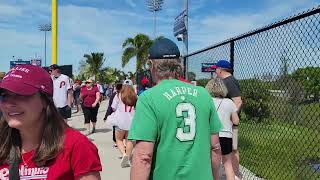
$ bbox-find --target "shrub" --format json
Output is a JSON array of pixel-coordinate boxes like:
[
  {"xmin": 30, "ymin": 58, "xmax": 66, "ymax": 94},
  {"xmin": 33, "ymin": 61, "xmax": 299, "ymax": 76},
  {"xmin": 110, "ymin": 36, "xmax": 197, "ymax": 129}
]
[{"xmin": 240, "ymin": 79, "xmax": 271, "ymax": 122}]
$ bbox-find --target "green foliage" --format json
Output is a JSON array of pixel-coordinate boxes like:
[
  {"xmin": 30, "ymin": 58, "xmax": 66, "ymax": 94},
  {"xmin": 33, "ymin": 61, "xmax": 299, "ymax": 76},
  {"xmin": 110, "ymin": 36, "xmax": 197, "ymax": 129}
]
[
  {"xmin": 196, "ymin": 78, "xmax": 210, "ymax": 87},
  {"xmin": 82, "ymin": 52, "xmax": 106, "ymax": 82},
  {"xmin": 239, "ymin": 121, "xmax": 320, "ymax": 179},
  {"xmin": 122, "ymin": 34, "xmax": 157, "ymax": 72},
  {"xmin": 240, "ymin": 79, "xmax": 271, "ymax": 122},
  {"xmin": 292, "ymin": 67, "xmax": 320, "ymax": 101}
]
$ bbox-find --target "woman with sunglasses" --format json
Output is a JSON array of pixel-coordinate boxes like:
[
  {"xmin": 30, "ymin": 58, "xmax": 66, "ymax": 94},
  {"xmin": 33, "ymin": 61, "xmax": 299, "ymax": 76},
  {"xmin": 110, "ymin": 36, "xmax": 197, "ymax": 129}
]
[
  {"xmin": 80, "ymin": 79, "xmax": 100, "ymax": 135},
  {"xmin": 0, "ymin": 65, "xmax": 102, "ymax": 180}
]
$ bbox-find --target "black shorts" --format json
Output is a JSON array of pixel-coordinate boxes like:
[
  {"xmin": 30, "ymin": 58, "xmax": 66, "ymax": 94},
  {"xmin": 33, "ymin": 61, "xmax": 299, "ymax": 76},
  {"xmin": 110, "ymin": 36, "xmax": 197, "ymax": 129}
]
[
  {"xmin": 219, "ymin": 137, "xmax": 232, "ymax": 155},
  {"xmin": 82, "ymin": 105, "xmax": 99, "ymax": 124},
  {"xmin": 58, "ymin": 105, "xmax": 71, "ymax": 119}
]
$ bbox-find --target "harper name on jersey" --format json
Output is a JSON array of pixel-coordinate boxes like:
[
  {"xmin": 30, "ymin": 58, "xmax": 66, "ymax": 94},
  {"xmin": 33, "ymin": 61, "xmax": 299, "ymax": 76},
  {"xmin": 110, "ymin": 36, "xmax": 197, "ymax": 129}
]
[{"xmin": 162, "ymin": 86, "xmax": 198, "ymax": 101}]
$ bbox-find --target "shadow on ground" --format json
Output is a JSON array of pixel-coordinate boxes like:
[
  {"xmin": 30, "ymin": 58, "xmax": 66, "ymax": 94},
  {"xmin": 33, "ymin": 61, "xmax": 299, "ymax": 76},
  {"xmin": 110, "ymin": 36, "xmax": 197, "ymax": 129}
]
[{"xmin": 95, "ymin": 128, "xmax": 112, "ymax": 133}]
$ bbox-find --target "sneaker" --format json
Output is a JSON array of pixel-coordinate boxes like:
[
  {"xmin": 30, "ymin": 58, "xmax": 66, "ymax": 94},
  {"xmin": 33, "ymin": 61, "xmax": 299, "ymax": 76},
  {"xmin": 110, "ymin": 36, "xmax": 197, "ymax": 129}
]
[
  {"xmin": 121, "ymin": 155, "xmax": 130, "ymax": 168},
  {"xmin": 91, "ymin": 127, "xmax": 96, "ymax": 134}
]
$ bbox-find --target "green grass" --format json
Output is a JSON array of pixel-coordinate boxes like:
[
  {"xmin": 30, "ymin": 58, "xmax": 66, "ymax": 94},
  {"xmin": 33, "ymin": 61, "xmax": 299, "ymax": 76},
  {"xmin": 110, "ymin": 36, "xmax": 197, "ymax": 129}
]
[{"xmin": 239, "ymin": 121, "xmax": 320, "ymax": 179}]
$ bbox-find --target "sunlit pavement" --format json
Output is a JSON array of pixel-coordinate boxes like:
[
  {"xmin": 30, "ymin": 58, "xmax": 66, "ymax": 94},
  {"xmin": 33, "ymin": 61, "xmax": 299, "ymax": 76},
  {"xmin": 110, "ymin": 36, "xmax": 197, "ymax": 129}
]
[{"xmin": 68, "ymin": 100, "xmax": 130, "ymax": 180}]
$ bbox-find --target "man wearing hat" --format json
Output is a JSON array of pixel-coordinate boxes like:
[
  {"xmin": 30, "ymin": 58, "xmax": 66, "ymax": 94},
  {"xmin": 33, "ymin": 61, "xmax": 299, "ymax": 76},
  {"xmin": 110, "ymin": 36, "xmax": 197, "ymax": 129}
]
[
  {"xmin": 213, "ymin": 60, "xmax": 242, "ymax": 178},
  {"xmin": 129, "ymin": 38, "xmax": 222, "ymax": 180},
  {"xmin": 49, "ymin": 64, "xmax": 73, "ymax": 120}
]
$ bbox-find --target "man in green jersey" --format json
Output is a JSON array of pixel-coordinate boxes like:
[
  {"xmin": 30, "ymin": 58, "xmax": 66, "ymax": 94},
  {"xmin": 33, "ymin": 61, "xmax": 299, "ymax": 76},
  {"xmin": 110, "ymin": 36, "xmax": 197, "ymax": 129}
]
[{"xmin": 129, "ymin": 38, "xmax": 222, "ymax": 180}]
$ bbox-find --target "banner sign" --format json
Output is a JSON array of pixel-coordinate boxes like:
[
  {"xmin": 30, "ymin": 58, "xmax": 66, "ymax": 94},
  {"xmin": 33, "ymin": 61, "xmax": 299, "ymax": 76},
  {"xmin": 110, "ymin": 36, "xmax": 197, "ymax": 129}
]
[
  {"xmin": 173, "ymin": 10, "xmax": 187, "ymax": 37},
  {"xmin": 10, "ymin": 61, "xmax": 30, "ymax": 69},
  {"xmin": 201, "ymin": 63, "xmax": 216, "ymax": 72}
]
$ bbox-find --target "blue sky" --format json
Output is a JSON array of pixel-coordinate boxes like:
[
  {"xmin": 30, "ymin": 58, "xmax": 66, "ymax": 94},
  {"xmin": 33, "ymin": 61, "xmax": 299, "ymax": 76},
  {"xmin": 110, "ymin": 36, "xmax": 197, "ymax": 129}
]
[{"xmin": 0, "ymin": 0, "xmax": 319, "ymax": 73}]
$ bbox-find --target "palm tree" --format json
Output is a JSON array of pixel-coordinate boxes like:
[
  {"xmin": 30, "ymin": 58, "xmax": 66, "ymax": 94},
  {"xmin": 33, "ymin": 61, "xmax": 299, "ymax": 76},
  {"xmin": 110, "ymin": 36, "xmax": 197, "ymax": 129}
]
[
  {"xmin": 83, "ymin": 53, "xmax": 105, "ymax": 81},
  {"xmin": 122, "ymin": 33, "xmax": 161, "ymax": 72}
]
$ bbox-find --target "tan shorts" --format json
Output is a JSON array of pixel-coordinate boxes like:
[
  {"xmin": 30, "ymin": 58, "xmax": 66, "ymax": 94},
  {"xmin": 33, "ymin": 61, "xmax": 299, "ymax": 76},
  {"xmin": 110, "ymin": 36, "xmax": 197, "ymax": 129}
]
[{"xmin": 232, "ymin": 126, "xmax": 239, "ymax": 150}]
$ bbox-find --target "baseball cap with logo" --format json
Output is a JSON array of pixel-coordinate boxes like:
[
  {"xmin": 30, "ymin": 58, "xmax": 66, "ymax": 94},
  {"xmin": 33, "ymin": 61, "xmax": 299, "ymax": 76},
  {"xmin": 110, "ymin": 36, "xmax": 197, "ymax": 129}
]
[
  {"xmin": 211, "ymin": 60, "xmax": 232, "ymax": 70},
  {"xmin": 149, "ymin": 38, "xmax": 180, "ymax": 60},
  {"xmin": 0, "ymin": 65, "xmax": 53, "ymax": 96}
]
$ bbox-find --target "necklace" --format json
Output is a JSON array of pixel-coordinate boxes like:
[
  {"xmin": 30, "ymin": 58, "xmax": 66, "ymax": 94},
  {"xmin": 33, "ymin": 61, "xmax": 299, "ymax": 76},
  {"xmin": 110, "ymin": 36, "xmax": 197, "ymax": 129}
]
[{"xmin": 21, "ymin": 154, "xmax": 33, "ymax": 168}]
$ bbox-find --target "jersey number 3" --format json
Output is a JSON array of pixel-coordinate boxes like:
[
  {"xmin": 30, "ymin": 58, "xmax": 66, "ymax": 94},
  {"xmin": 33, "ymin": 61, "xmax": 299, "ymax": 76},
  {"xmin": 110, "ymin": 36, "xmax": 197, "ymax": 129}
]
[{"xmin": 176, "ymin": 103, "xmax": 196, "ymax": 141}]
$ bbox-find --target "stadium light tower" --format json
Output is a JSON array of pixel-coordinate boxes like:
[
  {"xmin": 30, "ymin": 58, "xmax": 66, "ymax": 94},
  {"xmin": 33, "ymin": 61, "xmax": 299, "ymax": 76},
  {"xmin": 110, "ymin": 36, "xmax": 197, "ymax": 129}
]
[
  {"xmin": 39, "ymin": 24, "xmax": 51, "ymax": 67},
  {"xmin": 146, "ymin": 0, "xmax": 164, "ymax": 38}
]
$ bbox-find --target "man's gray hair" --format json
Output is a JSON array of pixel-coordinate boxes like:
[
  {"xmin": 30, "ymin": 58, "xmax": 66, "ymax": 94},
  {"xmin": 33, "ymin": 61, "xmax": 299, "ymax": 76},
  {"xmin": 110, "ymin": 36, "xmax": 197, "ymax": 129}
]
[
  {"xmin": 152, "ymin": 58, "xmax": 183, "ymax": 80},
  {"xmin": 205, "ymin": 78, "xmax": 228, "ymax": 98}
]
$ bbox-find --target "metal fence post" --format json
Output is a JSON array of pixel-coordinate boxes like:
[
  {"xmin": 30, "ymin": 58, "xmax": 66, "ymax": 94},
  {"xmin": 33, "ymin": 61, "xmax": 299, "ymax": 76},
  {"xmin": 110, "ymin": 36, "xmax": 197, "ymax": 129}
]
[{"xmin": 230, "ymin": 41, "xmax": 235, "ymax": 74}]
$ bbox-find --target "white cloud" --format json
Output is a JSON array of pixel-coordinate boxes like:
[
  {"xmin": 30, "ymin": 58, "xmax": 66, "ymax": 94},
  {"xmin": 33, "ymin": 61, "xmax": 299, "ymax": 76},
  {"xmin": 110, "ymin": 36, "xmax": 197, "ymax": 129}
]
[{"xmin": 0, "ymin": 4, "xmax": 23, "ymax": 17}]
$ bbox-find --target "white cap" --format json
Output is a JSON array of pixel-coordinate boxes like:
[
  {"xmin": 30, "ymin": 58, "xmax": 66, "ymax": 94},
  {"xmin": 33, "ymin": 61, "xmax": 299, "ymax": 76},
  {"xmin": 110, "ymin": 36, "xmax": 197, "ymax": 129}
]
[{"xmin": 123, "ymin": 79, "xmax": 133, "ymax": 86}]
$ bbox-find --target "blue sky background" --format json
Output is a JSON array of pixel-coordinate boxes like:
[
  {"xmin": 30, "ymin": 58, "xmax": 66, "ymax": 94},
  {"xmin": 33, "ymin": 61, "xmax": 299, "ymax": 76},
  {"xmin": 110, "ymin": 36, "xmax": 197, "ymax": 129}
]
[{"xmin": 0, "ymin": 0, "xmax": 319, "ymax": 74}]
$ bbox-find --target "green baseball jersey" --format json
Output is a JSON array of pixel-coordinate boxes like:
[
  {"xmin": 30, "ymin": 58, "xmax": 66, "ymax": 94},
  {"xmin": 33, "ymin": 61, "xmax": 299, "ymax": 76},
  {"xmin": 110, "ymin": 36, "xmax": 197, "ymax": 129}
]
[{"xmin": 129, "ymin": 79, "xmax": 222, "ymax": 180}]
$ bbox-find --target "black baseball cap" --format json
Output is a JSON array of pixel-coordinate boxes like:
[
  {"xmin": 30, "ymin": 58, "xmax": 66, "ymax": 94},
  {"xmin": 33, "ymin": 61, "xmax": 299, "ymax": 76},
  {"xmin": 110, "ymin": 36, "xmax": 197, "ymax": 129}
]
[
  {"xmin": 149, "ymin": 38, "xmax": 180, "ymax": 60},
  {"xmin": 49, "ymin": 64, "xmax": 59, "ymax": 70}
]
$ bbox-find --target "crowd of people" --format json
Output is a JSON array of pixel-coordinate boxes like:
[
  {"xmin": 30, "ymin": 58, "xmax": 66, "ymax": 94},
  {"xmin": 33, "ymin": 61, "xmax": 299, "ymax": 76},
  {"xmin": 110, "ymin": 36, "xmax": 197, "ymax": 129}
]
[{"xmin": 0, "ymin": 38, "xmax": 242, "ymax": 180}]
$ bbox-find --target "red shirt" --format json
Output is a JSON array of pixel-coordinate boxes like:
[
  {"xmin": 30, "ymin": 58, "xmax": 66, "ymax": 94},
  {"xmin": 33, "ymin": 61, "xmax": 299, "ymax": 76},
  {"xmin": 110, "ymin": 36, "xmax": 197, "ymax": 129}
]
[
  {"xmin": 80, "ymin": 86, "xmax": 100, "ymax": 107},
  {"xmin": 0, "ymin": 128, "xmax": 102, "ymax": 180},
  {"xmin": 178, "ymin": 77, "xmax": 192, "ymax": 84}
]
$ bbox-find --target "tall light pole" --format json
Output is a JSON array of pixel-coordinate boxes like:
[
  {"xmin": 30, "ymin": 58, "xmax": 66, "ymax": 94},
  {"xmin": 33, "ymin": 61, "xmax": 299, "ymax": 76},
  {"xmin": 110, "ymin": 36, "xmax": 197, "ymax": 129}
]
[
  {"xmin": 146, "ymin": 0, "xmax": 164, "ymax": 38},
  {"xmin": 39, "ymin": 24, "xmax": 51, "ymax": 67},
  {"xmin": 184, "ymin": 0, "xmax": 189, "ymax": 80},
  {"xmin": 52, "ymin": 0, "xmax": 58, "ymax": 65}
]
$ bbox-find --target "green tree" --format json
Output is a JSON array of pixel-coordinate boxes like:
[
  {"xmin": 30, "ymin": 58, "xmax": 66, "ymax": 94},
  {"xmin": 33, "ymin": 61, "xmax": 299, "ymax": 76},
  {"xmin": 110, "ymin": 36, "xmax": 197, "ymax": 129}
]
[
  {"xmin": 122, "ymin": 33, "xmax": 162, "ymax": 72},
  {"xmin": 197, "ymin": 78, "xmax": 210, "ymax": 87},
  {"xmin": 83, "ymin": 53, "xmax": 106, "ymax": 81},
  {"xmin": 240, "ymin": 79, "xmax": 271, "ymax": 122},
  {"xmin": 292, "ymin": 67, "xmax": 320, "ymax": 101}
]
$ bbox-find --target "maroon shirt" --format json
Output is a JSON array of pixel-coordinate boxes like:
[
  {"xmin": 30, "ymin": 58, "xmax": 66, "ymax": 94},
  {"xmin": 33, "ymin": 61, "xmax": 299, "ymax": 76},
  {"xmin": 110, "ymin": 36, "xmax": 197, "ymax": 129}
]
[{"xmin": 80, "ymin": 86, "xmax": 99, "ymax": 107}]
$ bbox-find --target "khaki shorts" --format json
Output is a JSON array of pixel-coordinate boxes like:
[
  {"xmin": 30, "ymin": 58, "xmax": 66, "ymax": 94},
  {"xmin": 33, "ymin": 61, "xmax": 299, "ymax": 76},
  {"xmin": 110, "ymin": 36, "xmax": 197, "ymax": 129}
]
[{"xmin": 232, "ymin": 126, "xmax": 239, "ymax": 150}]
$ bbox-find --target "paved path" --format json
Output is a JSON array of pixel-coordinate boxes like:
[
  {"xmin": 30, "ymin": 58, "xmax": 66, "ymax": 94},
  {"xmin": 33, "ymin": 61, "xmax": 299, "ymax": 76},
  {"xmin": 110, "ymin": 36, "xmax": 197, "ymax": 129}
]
[{"xmin": 68, "ymin": 100, "xmax": 130, "ymax": 180}]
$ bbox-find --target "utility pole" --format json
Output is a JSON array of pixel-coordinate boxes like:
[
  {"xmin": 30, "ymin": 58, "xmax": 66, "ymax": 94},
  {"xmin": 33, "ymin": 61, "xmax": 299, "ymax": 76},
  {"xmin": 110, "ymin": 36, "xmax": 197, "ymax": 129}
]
[
  {"xmin": 184, "ymin": 0, "xmax": 189, "ymax": 80},
  {"xmin": 52, "ymin": 0, "xmax": 58, "ymax": 65}
]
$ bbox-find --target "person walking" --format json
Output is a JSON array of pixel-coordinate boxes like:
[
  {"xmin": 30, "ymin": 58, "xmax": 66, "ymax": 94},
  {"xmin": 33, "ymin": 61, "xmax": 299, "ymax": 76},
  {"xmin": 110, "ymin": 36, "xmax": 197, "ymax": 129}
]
[
  {"xmin": 213, "ymin": 60, "xmax": 242, "ymax": 178},
  {"xmin": 73, "ymin": 79, "xmax": 82, "ymax": 113},
  {"xmin": 103, "ymin": 82, "xmax": 123, "ymax": 146},
  {"xmin": 0, "ymin": 65, "xmax": 102, "ymax": 179},
  {"xmin": 49, "ymin": 64, "xmax": 73, "ymax": 120},
  {"xmin": 108, "ymin": 81, "xmax": 137, "ymax": 168},
  {"xmin": 128, "ymin": 38, "xmax": 222, "ymax": 180},
  {"xmin": 137, "ymin": 77, "xmax": 150, "ymax": 96},
  {"xmin": 206, "ymin": 78, "xmax": 240, "ymax": 180},
  {"xmin": 80, "ymin": 79, "xmax": 100, "ymax": 135}
]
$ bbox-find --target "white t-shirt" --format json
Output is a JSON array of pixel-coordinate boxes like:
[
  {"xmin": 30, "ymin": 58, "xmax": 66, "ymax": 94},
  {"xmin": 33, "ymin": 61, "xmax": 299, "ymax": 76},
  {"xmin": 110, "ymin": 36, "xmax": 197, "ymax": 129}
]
[
  {"xmin": 108, "ymin": 94, "xmax": 135, "ymax": 130},
  {"xmin": 213, "ymin": 98, "xmax": 237, "ymax": 138},
  {"xmin": 52, "ymin": 74, "xmax": 71, "ymax": 108}
]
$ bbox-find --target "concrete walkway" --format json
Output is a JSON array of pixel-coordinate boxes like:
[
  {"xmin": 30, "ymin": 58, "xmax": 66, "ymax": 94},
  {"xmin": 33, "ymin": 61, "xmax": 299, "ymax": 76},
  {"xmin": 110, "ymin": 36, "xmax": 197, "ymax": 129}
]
[{"xmin": 68, "ymin": 100, "xmax": 130, "ymax": 180}]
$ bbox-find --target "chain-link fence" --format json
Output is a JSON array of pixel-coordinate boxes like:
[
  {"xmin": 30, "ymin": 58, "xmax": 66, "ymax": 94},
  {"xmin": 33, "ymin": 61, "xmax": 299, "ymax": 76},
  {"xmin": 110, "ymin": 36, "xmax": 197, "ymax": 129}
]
[{"xmin": 185, "ymin": 6, "xmax": 320, "ymax": 180}]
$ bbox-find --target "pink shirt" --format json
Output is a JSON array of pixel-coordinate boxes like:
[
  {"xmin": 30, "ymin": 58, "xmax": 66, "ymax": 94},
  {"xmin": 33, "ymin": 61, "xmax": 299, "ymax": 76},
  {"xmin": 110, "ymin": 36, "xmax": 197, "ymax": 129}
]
[{"xmin": 0, "ymin": 128, "xmax": 102, "ymax": 180}]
